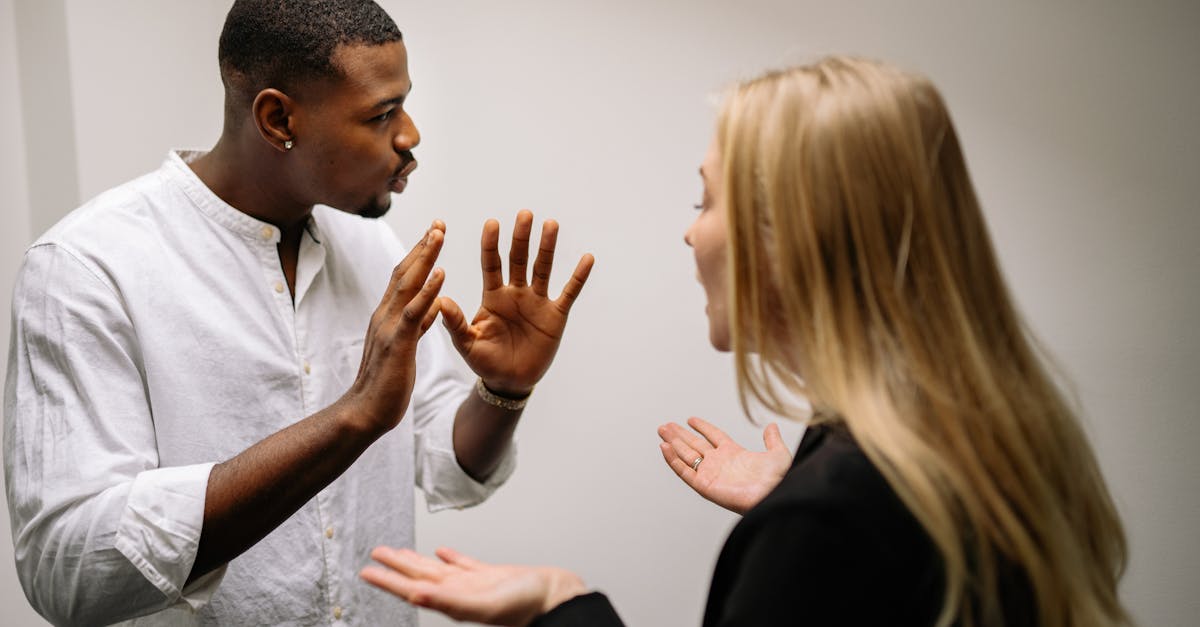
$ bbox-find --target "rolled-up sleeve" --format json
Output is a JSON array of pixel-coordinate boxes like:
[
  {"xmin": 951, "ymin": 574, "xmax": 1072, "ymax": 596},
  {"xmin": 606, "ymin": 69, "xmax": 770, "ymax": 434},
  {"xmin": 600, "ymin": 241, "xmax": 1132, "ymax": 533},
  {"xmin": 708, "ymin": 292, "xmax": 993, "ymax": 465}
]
[
  {"xmin": 409, "ymin": 326, "xmax": 517, "ymax": 511},
  {"xmin": 3, "ymin": 244, "xmax": 222, "ymax": 625},
  {"xmin": 372, "ymin": 221, "xmax": 518, "ymax": 511}
]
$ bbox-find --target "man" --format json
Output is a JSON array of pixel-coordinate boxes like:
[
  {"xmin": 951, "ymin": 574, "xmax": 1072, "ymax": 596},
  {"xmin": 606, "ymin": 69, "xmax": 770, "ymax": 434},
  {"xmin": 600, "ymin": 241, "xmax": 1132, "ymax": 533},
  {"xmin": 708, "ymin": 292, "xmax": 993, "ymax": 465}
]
[{"xmin": 3, "ymin": 0, "xmax": 593, "ymax": 624}]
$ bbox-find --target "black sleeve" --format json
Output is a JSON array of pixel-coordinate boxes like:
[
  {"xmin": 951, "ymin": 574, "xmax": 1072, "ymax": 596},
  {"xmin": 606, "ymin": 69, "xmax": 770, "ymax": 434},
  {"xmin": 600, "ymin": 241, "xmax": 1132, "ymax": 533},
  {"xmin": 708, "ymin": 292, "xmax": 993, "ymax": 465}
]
[
  {"xmin": 530, "ymin": 591, "xmax": 626, "ymax": 627},
  {"xmin": 713, "ymin": 508, "xmax": 891, "ymax": 626}
]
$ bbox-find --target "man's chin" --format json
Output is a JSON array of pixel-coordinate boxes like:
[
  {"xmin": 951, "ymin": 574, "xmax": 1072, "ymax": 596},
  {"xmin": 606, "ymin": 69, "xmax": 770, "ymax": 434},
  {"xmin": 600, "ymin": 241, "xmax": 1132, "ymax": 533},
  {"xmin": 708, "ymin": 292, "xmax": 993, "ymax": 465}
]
[
  {"xmin": 352, "ymin": 195, "xmax": 393, "ymax": 220},
  {"xmin": 358, "ymin": 204, "xmax": 391, "ymax": 219}
]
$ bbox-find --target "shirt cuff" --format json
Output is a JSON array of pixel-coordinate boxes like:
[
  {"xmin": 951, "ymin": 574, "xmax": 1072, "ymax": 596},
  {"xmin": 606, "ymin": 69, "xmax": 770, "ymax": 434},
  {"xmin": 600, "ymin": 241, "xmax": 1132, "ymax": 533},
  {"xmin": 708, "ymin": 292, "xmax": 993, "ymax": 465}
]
[
  {"xmin": 113, "ymin": 462, "xmax": 222, "ymax": 606},
  {"xmin": 530, "ymin": 591, "xmax": 625, "ymax": 627},
  {"xmin": 419, "ymin": 438, "xmax": 518, "ymax": 512}
]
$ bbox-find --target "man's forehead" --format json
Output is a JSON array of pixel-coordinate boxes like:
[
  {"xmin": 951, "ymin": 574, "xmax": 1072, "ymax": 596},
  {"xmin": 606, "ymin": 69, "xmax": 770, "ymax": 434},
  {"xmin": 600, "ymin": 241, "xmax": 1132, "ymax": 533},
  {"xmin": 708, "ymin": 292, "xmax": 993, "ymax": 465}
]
[
  {"xmin": 326, "ymin": 41, "xmax": 411, "ymax": 104},
  {"xmin": 332, "ymin": 40, "xmax": 408, "ymax": 73}
]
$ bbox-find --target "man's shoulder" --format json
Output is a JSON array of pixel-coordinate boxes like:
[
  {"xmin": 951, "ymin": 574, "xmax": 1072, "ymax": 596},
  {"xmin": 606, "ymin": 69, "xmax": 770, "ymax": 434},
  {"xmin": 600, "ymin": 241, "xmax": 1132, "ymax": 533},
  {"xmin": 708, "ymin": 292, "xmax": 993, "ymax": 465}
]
[
  {"xmin": 35, "ymin": 167, "xmax": 175, "ymax": 252},
  {"xmin": 23, "ymin": 163, "xmax": 191, "ymax": 289}
]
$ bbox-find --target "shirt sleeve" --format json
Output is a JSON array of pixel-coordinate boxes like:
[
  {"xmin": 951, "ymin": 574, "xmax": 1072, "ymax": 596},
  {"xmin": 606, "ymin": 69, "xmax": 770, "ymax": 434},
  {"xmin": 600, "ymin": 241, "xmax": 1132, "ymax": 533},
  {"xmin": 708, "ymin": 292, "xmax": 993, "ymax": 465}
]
[
  {"xmin": 714, "ymin": 506, "xmax": 896, "ymax": 626},
  {"xmin": 530, "ymin": 592, "xmax": 627, "ymax": 627},
  {"xmin": 409, "ymin": 323, "xmax": 518, "ymax": 511},
  {"xmin": 371, "ymin": 219, "xmax": 518, "ymax": 511},
  {"xmin": 3, "ymin": 244, "xmax": 224, "ymax": 625}
]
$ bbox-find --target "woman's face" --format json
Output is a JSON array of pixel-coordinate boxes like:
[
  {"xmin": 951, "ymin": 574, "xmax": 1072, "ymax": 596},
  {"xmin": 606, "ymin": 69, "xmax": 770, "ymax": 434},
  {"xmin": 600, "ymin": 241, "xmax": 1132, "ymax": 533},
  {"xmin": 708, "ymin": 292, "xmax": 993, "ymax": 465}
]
[{"xmin": 685, "ymin": 135, "xmax": 731, "ymax": 351}]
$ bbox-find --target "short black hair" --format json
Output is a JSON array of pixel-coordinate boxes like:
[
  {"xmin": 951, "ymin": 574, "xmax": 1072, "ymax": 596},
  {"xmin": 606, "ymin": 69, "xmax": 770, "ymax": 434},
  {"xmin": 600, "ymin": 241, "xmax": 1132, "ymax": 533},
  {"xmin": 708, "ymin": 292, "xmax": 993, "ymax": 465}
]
[{"xmin": 218, "ymin": 0, "xmax": 402, "ymax": 99}]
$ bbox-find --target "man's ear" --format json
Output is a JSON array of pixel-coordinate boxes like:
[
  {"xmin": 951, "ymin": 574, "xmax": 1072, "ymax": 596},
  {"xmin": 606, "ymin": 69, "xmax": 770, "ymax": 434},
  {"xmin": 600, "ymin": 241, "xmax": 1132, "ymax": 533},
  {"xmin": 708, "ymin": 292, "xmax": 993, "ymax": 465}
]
[{"xmin": 252, "ymin": 88, "xmax": 295, "ymax": 152}]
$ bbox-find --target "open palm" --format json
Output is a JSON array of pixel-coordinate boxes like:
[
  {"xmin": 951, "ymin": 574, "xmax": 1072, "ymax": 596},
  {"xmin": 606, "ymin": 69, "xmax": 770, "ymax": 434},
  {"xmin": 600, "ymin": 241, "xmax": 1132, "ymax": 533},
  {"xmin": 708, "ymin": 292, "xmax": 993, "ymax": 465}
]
[
  {"xmin": 439, "ymin": 211, "xmax": 594, "ymax": 396},
  {"xmin": 659, "ymin": 417, "xmax": 793, "ymax": 514},
  {"xmin": 361, "ymin": 546, "xmax": 584, "ymax": 627}
]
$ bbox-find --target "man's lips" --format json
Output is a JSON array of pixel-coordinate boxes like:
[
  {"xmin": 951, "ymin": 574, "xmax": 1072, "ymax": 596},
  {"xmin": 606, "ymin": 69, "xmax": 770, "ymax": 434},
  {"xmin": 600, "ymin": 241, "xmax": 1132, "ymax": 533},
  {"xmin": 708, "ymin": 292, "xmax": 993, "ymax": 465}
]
[{"xmin": 390, "ymin": 159, "xmax": 418, "ymax": 193}]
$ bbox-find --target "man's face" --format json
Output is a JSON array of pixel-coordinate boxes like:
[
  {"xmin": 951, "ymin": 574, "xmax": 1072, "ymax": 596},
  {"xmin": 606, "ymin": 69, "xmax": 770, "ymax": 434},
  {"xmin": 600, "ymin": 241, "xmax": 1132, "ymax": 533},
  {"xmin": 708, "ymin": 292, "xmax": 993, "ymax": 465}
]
[{"xmin": 291, "ymin": 40, "xmax": 419, "ymax": 218}]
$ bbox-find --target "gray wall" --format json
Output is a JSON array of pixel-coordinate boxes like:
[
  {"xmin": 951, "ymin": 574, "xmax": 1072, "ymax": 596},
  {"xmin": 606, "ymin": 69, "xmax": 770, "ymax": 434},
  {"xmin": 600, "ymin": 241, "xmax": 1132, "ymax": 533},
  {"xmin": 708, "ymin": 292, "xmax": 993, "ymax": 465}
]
[{"xmin": 2, "ymin": 1, "xmax": 1197, "ymax": 626}]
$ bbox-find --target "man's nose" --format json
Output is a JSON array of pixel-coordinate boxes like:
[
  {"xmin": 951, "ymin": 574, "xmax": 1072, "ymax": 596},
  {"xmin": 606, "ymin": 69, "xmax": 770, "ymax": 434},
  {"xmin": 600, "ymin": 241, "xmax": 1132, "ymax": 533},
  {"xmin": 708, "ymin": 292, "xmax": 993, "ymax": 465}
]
[{"xmin": 395, "ymin": 113, "xmax": 421, "ymax": 151}]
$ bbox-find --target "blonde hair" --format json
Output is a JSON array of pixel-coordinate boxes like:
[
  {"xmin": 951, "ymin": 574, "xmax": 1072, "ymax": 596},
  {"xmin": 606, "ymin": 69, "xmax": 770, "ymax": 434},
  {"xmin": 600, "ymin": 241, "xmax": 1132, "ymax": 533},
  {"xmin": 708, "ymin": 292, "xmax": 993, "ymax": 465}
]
[{"xmin": 719, "ymin": 57, "xmax": 1129, "ymax": 626}]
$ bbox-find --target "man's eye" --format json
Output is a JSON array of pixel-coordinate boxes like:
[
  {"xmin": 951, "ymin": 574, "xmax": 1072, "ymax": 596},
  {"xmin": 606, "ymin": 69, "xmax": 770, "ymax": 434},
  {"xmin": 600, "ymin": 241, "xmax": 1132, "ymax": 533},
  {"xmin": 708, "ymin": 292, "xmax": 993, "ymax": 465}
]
[{"xmin": 374, "ymin": 110, "xmax": 394, "ymax": 123}]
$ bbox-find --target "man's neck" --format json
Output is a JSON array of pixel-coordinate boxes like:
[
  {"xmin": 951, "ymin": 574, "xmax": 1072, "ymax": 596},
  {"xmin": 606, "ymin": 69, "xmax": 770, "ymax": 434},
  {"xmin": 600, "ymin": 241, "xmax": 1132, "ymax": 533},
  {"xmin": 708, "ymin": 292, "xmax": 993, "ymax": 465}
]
[
  {"xmin": 190, "ymin": 136, "xmax": 310, "ymax": 298},
  {"xmin": 190, "ymin": 136, "xmax": 314, "ymax": 234}
]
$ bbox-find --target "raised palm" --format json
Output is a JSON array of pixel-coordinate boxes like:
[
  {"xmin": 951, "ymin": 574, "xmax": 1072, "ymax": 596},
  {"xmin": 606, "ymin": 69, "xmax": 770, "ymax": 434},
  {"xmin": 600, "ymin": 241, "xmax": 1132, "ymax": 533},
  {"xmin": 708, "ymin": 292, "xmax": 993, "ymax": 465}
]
[
  {"xmin": 659, "ymin": 417, "xmax": 793, "ymax": 514},
  {"xmin": 439, "ymin": 211, "xmax": 594, "ymax": 395}
]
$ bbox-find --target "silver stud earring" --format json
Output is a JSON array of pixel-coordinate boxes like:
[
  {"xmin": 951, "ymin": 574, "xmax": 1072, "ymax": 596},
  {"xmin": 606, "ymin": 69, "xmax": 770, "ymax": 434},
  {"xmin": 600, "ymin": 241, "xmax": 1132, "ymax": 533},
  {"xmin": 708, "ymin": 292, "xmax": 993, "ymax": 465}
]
[{"xmin": 284, "ymin": 140, "xmax": 294, "ymax": 150}]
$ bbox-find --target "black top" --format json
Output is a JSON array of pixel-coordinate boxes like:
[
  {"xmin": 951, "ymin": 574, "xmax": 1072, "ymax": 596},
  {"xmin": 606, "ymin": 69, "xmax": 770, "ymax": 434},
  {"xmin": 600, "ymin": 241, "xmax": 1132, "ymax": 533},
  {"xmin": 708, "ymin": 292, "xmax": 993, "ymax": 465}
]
[{"xmin": 532, "ymin": 424, "xmax": 1035, "ymax": 626}]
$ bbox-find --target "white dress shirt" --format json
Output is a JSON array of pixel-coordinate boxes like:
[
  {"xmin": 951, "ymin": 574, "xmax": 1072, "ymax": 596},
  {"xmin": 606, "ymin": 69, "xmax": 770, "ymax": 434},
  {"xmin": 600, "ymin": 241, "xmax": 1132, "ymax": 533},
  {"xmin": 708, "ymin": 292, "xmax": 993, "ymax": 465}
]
[{"xmin": 4, "ymin": 150, "xmax": 516, "ymax": 626}]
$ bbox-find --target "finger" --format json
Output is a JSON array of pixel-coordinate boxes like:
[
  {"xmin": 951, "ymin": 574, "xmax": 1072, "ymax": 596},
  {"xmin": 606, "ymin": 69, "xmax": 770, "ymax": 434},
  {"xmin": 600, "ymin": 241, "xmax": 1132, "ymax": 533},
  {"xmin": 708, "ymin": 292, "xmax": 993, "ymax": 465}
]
[
  {"xmin": 762, "ymin": 423, "xmax": 787, "ymax": 452},
  {"xmin": 387, "ymin": 229, "xmax": 444, "ymax": 317},
  {"xmin": 554, "ymin": 253, "xmax": 595, "ymax": 312},
  {"xmin": 508, "ymin": 210, "xmax": 534, "ymax": 287},
  {"xmin": 360, "ymin": 565, "xmax": 423, "ymax": 600},
  {"xmin": 379, "ymin": 223, "xmax": 437, "ymax": 303},
  {"xmin": 530, "ymin": 220, "xmax": 558, "ymax": 297},
  {"xmin": 400, "ymin": 268, "xmax": 445, "ymax": 332},
  {"xmin": 370, "ymin": 547, "xmax": 453, "ymax": 582},
  {"xmin": 396, "ymin": 221, "xmax": 446, "ymax": 277},
  {"xmin": 420, "ymin": 293, "xmax": 443, "ymax": 334},
  {"xmin": 435, "ymin": 546, "xmax": 486, "ymax": 571},
  {"xmin": 668, "ymin": 436, "xmax": 706, "ymax": 472},
  {"xmin": 659, "ymin": 442, "xmax": 699, "ymax": 485},
  {"xmin": 480, "ymin": 219, "xmax": 503, "ymax": 291},
  {"xmin": 687, "ymin": 416, "xmax": 734, "ymax": 448},
  {"xmin": 658, "ymin": 422, "xmax": 711, "ymax": 454},
  {"xmin": 438, "ymin": 296, "xmax": 475, "ymax": 356}
]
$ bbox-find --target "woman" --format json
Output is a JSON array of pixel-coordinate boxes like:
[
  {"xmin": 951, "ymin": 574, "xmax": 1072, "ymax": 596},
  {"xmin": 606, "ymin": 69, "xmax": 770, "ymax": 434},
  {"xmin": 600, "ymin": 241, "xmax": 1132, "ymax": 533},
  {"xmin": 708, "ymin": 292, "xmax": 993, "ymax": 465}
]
[{"xmin": 359, "ymin": 57, "xmax": 1130, "ymax": 627}]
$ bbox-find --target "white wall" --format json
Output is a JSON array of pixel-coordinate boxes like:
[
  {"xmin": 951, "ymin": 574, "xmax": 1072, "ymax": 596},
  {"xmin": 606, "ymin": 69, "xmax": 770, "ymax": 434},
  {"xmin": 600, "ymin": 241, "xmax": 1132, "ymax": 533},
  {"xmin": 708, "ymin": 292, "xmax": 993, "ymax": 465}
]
[
  {"xmin": 2, "ymin": 1, "xmax": 1197, "ymax": 626},
  {"xmin": 2, "ymin": 0, "xmax": 54, "ymax": 624}
]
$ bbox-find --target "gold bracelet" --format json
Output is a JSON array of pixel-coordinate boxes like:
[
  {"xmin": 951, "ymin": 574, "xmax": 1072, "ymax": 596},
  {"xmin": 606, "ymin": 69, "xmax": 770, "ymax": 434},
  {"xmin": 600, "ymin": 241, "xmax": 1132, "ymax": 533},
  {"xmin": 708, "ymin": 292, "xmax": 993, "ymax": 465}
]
[{"xmin": 475, "ymin": 378, "xmax": 532, "ymax": 411}]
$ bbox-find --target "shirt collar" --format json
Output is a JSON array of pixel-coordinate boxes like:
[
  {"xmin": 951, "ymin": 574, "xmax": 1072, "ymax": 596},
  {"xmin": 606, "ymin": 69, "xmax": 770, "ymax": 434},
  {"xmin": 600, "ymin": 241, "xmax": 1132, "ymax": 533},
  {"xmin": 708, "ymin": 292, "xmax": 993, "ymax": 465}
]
[{"xmin": 165, "ymin": 149, "xmax": 321, "ymax": 245}]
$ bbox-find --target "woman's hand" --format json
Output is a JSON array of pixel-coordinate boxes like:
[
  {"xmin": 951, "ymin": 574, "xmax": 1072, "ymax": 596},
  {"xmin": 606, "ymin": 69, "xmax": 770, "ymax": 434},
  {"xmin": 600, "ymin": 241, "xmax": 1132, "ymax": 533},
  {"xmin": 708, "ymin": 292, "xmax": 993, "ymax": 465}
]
[
  {"xmin": 361, "ymin": 546, "xmax": 587, "ymax": 627},
  {"xmin": 658, "ymin": 417, "xmax": 793, "ymax": 515}
]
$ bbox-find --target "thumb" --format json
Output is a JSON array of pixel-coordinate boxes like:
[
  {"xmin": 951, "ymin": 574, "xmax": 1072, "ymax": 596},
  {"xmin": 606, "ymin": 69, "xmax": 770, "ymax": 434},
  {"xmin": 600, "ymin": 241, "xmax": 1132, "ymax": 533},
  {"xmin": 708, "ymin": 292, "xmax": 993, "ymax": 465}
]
[
  {"xmin": 438, "ymin": 297, "xmax": 474, "ymax": 355},
  {"xmin": 762, "ymin": 423, "xmax": 786, "ymax": 452}
]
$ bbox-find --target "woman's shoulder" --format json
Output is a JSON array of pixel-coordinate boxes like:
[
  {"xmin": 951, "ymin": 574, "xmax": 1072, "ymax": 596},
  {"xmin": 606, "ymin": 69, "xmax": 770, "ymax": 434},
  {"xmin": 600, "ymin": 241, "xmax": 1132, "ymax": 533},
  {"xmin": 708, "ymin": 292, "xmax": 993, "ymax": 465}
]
[
  {"xmin": 753, "ymin": 423, "xmax": 898, "ymax": 515},
  {"xmin": 704, "ymin": 424, "xmax": 944, "ymax": 625}
]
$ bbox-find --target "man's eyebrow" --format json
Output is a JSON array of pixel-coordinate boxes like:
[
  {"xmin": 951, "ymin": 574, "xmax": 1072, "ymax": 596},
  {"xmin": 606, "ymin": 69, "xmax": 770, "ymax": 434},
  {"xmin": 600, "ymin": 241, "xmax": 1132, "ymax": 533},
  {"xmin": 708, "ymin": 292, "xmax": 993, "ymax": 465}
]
[{"xmin": 372, "ymin": 83, "xmax": 413, "ymax": 110}]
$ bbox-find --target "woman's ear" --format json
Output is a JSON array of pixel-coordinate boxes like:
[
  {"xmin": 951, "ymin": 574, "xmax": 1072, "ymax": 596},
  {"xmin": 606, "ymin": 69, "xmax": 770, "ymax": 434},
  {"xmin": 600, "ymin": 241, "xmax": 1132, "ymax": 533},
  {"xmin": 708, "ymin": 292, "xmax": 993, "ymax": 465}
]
[{"xmin": 252, "ymin": 88, "xmax": 295, "ymax": 152}]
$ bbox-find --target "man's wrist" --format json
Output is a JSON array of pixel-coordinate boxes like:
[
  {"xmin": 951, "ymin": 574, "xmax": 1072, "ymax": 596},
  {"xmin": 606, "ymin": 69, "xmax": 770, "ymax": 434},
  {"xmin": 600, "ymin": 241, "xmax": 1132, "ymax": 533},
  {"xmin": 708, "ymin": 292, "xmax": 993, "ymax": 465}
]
[{"xmin": 475, "ymin": 378, "xmax": 533, "ymax": 411}]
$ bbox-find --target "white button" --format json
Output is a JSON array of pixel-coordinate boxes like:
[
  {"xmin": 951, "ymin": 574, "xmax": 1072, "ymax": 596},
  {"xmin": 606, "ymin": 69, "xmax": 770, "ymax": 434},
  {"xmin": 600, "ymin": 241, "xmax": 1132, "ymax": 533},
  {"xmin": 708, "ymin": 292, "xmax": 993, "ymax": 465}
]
[
  {"xmin": 333, "ymin": 606, "xmax": 343, "ymax": 619},
  {"xmin": 325, "ymin": 526, "xmax": 334, "ymax": 539},
  {"xmin": 273, "ymin": 281, "xmax": 285, "ymax": 294},
  {"xmin": 304, "ymin": 362, "xmax": 312, "ymax": 375},
  {"xmin": 260, "ymin": 226, "xmax": 273, "ymax": 240}
]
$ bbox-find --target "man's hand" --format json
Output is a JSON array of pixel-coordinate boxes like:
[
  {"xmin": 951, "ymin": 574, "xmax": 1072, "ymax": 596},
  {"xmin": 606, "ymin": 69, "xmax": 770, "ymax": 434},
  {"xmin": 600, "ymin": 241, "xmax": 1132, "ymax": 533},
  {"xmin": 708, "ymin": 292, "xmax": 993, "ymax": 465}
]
[
  {"xmin": 361, "ymin": 546, "xmax": 586, "ymax": 627},
  {"xmin": 342, "ymin": 221, "xmax": 447, "ymax": 434},
  {"xmin": 439, "ymin": 210, "xmax": 594, "ymax": 395},
  {"xmin": 658, "ymin": 417, "xmax": 793, "ymax": 515}
]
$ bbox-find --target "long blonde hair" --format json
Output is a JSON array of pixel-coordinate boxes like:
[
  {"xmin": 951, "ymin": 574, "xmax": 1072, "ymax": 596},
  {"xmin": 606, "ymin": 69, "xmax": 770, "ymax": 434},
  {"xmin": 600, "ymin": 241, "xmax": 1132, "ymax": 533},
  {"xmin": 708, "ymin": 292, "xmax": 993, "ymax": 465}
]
[{"xmin": 720, "ymin": 57, "xmax": 1129, "ymax": 626}]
